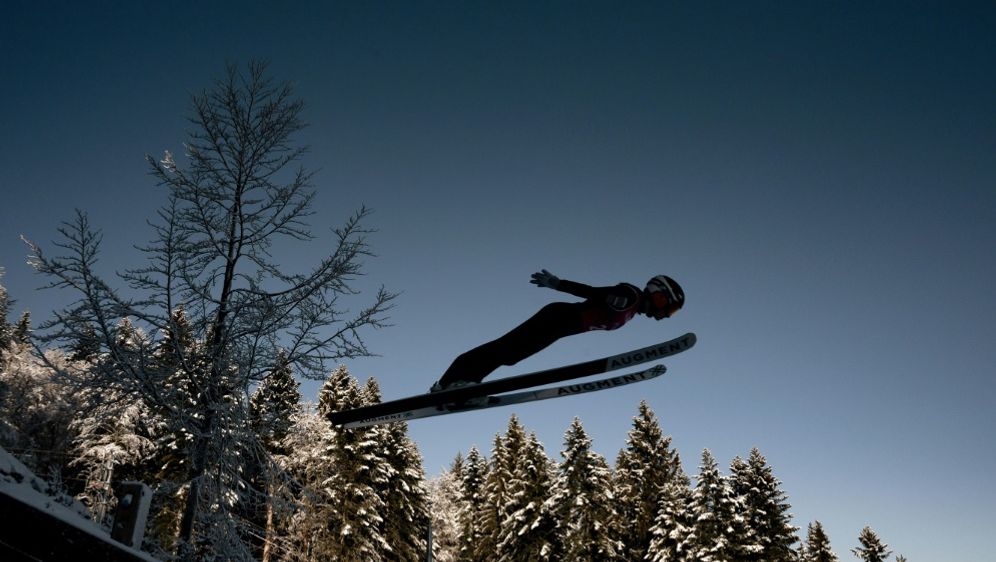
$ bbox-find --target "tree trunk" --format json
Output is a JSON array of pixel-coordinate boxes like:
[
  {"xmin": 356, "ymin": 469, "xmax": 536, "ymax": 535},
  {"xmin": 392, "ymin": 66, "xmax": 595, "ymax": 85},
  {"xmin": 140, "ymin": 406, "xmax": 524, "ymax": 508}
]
[
  {"xmin": 176, "ymin": 213, "xmax": 236, "ymax": 553},
  {"xmin": 176, "ymin": 406, "xmax": 213, "ymax": 552},
  {"xmin": 261, "ymin": 483, "xmax": 276, "ymax": 562}
]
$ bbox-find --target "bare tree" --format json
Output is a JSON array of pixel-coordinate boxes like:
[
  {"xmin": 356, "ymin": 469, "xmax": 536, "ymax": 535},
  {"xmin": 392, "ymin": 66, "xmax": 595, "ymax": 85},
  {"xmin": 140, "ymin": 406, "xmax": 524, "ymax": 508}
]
[{"xmin": 24, "ymin": 61, "xmax": 395, "ymax": 558}]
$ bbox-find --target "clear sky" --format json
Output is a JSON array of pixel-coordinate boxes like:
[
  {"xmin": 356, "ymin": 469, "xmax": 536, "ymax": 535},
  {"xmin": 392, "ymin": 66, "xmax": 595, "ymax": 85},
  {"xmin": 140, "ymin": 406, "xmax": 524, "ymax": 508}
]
[{"xmin": 2, "ymin": 2, "xmax": 994, "ymax": 560}]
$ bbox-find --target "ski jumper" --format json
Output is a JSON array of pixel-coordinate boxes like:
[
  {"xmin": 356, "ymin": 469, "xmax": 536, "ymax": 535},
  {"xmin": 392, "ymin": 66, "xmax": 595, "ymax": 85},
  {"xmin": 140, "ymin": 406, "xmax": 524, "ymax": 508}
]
[{"xmin": 439, "ymin": 280, "xmax": 643, "ymax": 385}]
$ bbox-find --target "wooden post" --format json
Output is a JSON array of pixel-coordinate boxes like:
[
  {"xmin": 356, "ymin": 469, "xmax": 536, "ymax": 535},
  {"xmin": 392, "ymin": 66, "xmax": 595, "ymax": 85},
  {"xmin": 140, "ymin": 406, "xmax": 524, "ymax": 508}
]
[
  {"xmin": 111, "ymin": 481, "xmax": 152, "ymax": 548},
  {"xmin": 426, "ymin": 521, "xmax": 434, "ymax": 562}
]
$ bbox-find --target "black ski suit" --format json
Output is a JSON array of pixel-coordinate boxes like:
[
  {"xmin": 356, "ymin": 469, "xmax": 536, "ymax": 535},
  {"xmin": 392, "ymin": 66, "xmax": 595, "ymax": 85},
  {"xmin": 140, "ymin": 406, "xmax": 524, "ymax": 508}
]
[{"xmin": 439, "ymin": 279, "xmax": 644, "ymax": 385}]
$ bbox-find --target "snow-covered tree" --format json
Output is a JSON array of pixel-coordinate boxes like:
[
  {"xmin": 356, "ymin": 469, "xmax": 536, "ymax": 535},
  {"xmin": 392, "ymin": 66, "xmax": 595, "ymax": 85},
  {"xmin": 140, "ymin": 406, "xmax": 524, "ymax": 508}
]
[
  {"xmin": 476, "ymin": 416, "xmax": 556, "ymax": 562},
  {"xmin": 427, "ymin": 458, "xmax": 465, "ymax": 562},
  {"xmin": 70, "ymin": 380, "xmax": 156, "ymax": 526},
  {"xmin": 0, "ymin": 269, "xmax": 13, "ymax": 438},
  {"xmin": 0, "ymin": 345, "xmax": 83, "ymax": 486},
  {"xmin": 69, "ymin": 323, "xmax": 100, "ymax": 363},
  {"xmin": 187, "ymin": 371, "xmax": 259, "ymax": 561},
  {"xmin": 250, "ymin": 350, "xmax": 301, "ymax": 455},
  {"xmin": 730, "ymin": 448, "xmax": 799, "ymax": 561},
  {"xmin": 12, "ymin": 311, "xmax": 30, "ymax": 345},
  {"xmin": 315, "ymin": 365, "xmax": 391, "ymax": 561},
  {"xmin": 613, "ymin": 401, "xmax": 685, "ymax": 560},
  {"xmin": 370, "ymin": 379, "xmax": 431, "ymax": 561},
  {"xmin": 152, "ymin": 308, "xmax": 204, "ymax": 472},
  {"xmin": 646, "ymin": 480, "xmax": 694, "ymax": 562},
  {"xmin": 681, "ymin": 449, "xmax": 749, "ymax": 562},
  {"xmin": 0, "ymin": 268, "xmax": 12, "ymax": 360},
  {"xmin": 142, "ymin": 309, "xmax": 204, "ymax": 553},
  {"xmin": 247, "ymin": 350, "xmax": 301, "ymax": 559},
  {"xmin": 23, "ymin": 61, "xmax": 395, "ymax": 556},
  {"xmin": 458, "ymin": 446, "xmax": 489, "ymax": 562},
  {"xmin": 497, "ymin": 428, "xmax": 559, "ymax": 561},
  {"xmin": 799, "ymin": 520, "xmax": 838, "ymax": 562},
  {"xmin": 548, "ymin": 417, "xmax": 619, "ymax": 561},
  {"xmin": 474, "ymin": 431, "xmax": 510, "ymax": 561},
  {"xmin": 851, "ymin": 526, "xmax": 892, "ymax": 562},
  {"xmin": 279, "ymin": 404, "xmax": 336, "ymax": 560}
]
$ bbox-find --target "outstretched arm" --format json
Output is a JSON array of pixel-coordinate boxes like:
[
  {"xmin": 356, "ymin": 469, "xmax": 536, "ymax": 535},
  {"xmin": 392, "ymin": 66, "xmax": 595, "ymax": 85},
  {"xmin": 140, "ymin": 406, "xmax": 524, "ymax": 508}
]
[
  {"xmin": 530, "ymin": 269, "xmax": 596, "ymax": 299},
  {"xmin": 530, "ymin": 269, "xmax": 560, "ymax": 289}
]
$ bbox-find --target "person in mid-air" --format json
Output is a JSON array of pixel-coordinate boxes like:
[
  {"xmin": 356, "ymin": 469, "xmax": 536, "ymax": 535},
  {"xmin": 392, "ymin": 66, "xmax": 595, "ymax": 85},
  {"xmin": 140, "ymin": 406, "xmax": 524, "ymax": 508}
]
[{"xmin": 431, "ymin": 269, "xmax": 685, "ymax": 392}]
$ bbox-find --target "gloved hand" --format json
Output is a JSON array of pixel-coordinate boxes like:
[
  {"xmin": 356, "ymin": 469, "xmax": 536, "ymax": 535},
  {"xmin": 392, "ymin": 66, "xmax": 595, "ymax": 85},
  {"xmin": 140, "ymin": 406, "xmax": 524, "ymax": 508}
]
[{"xmin": 530, "ymin": 269, "xmax": 560, "ymax": 289}]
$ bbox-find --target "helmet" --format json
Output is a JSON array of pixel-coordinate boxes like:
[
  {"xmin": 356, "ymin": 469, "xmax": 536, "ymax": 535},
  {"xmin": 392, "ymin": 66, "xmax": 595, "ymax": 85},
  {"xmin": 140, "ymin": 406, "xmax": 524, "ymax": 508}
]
[{"xmin": 645, "ymin": 275, "xmax": 684, "ymax": 318}]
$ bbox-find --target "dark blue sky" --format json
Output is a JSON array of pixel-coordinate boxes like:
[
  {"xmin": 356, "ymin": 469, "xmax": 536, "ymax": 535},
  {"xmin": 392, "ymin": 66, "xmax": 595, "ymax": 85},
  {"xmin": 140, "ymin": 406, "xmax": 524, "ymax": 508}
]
[{"xmin": 2, "ymin": 3, "xmax": 994, "ymax": 559}]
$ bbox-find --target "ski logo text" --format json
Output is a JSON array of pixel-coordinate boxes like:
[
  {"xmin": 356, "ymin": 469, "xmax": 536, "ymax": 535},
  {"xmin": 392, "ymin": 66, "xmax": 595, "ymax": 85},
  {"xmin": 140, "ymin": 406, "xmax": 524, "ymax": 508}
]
[
  {"xmin": 358, "ymin": 411, "xmax": 415, "ymax": 425},
  {"xmin": 606, "ymin": 334, "xmax": 694, "ymax": 370},
  {"xmin": 556, "ymin": 368, "xmax": 662, "ymax": 396}
]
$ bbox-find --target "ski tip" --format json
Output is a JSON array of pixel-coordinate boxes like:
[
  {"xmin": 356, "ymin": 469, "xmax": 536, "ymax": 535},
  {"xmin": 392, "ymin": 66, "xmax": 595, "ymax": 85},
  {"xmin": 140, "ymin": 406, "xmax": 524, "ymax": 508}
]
[{"xmin": 669, "ymin": 332, "xmax": 696, "ymax": 350}]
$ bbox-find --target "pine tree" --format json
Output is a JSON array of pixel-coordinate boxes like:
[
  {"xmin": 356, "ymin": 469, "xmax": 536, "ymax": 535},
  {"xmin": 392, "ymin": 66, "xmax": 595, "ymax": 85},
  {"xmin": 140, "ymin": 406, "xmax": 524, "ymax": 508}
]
[
  {"xmin": 427, "ymin": 457, "xmax": 466, "ymax": 562},
  {"xmin": 371, "ymin": 379, "xmax": 431, "ymax": 561},
  {"xmin": 247, "ymin": 350, "xmax": 301, "ymax": 560},
  {"xmin": 548, "ymin": 417, "xmax": 619, "ymax": 561},
  {"xmin": 730, "ymin": 448, "xmax": 799, "ymax": 561},
  {"xmin": 70, "ymin": 382, "xmax": 156, "ymax": 525},
  {"xmin": 0, "ymin": 268, "xmax": 12, "ymax": 360},
  {"xmin": 682, "ymin": 449, "xmax": 749, "ymax": 562},
  {"xmin": 69, "ymin": 323, "xmax": 101, "ymax": 362},
  {"xmin": 0, "ymin": 272, "xmax": 12, "ymax": 448},
  {"xmin": 129, "ymin": 309, "xmax": 255, "ymax": 559},
  {"xmin": 475, "ymin": 435, "xmax": 506, "ymax": 560},
  {"xmin": 451, "ymin": 451, "xmax": 465, "ymax": 480},
  {"xmin": 476, "ymin": 417, "xmax": 528, "ymax": 561},
  {"xmin": 12, "ymin": 311, "xmax": 30, "ymax": 344},
  {"xmin": 144, "ymin": 309, "xmax": 203, "ymax": 553},
  {"xmin": 156, "ymin": 307, "xmax": 201, "ymax": 413},
  {"xmin": 0, "ymin": 345, "xmax": 88, "ymax": 496},
  {"xmin": 613, "ymin": 401, "xmax": 685, "ymax": 560},
  {"xmin": 250, "ymin": 351, "xmax": 301, "ymax": 455},
  {"xmin": 799, "ymin": 521, "xmax": 838, "ymax": 562},
  {"xmin": 279, "ymin": 404, "xmax": 337, "ymax": 560},
  {"xmin": 646, "ymin": 480, "xmax": 694, "ymax": 562},
  {"xmin": 0, "ymin": 340, "xmax": 75, "ymax": 504},
  {"xmin": 188, "ymin": 367, "xmax": 257, "ymax": 561},
  {"xmin": 497, "ymin": 429, "xmax": 559, "ymax": 561},
  {"xmin": 851, "ymin": 527, "xmax": 892, "ymax": 562},
  {"xmin": 315, "ymin": 365, "xmax": 391, "ymax": 561},
  {"xmin": 458, "ymin": 446, "xmax": 489, "ymax": 562}
]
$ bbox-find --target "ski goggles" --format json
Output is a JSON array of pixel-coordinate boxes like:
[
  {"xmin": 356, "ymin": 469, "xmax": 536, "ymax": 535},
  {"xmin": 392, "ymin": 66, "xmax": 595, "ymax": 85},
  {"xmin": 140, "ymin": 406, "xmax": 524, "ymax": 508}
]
[{"xmin": 649, "ymin": 291, "xmax": 680, "ymax": 318}]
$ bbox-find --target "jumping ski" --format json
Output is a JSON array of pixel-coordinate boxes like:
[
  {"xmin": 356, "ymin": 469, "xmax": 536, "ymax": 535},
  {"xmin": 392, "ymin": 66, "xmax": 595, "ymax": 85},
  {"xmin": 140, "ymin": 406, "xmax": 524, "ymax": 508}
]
[
  {"xmin": 341, "ymin": 365, "xmax": 666, "ymax": 428},
  {"xmin": 327, "ymin": 332, "xmax": 696, "ymax": 427}
]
